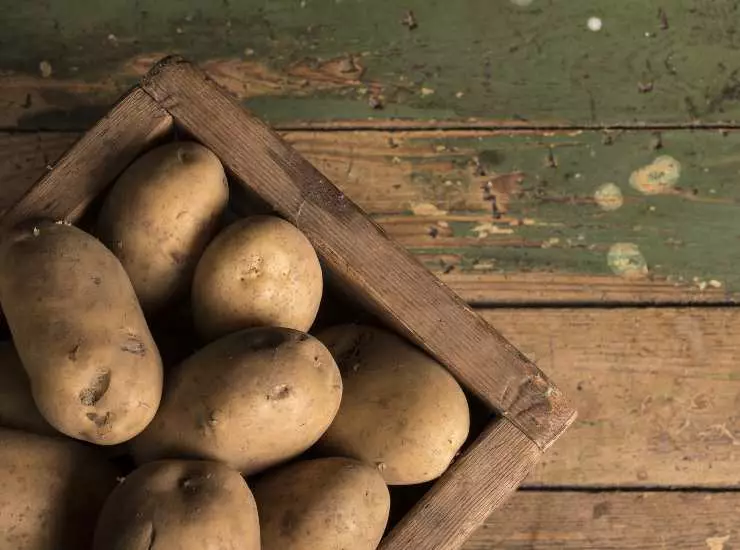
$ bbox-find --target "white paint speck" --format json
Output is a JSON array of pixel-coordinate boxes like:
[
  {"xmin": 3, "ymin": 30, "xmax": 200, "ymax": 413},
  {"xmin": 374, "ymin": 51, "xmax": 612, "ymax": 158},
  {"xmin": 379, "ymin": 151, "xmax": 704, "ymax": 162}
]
[
  {"xmin": 456, "ymin": 91, "xmax": 465, "ymax": 98},
  {"xmin": 39, "ymin": 60, "xmax": 52, "ymax": 78},
  {"xmin": 421, "ymin": 87, "xmax": 435, "ymax": 97},
  {"xmin": 587, "ymin": 17, "xmax": 603, "ymax": 32},
  {"xmin": 510, "ymin": 0, "xmax": 534, "ymax": 5},
  {"xmin": 244, "ymin": 48, "xmax": 255, "ymax": 57}
]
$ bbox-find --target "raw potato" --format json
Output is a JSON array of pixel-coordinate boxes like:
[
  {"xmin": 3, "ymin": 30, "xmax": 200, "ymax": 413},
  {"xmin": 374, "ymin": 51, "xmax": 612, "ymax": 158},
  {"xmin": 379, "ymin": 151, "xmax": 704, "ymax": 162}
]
[
  {"xmin": 317, "ymin": 324, "xmax": 470, "ymax": 485},
  {"xmin": 93, "ymin": 460, "xmax": 260, "ymax": 550},
  {"xmin": 97, "ymin": 141, "xmax": 228, "ymax": 313},
  {"xmin": 132, "ymin": 326, "xmax": 342, "ymax": 474},
  {"xmin": 192, "ymin": 215, "xmax": 323, "ymax": 340},
  {"xmin": 0, "ymin": 342, "xmax": 55, "ymax": 436},
  {"xmin": 253, "ymin": 457, "xmax": 390, "ymax": 550},
  {"xmin": 0, "ymin": 427, "xmax": 118, "ymax": 550},
  {"xmin": 0, "ymin": 221, "xmax": 163, "ymax": 445}
]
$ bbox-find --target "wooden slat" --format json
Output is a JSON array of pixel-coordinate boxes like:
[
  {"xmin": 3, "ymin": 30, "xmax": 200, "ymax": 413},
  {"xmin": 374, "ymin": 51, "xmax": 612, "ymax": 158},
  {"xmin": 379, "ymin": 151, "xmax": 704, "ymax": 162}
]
[
  {"xmin": 480, "ymin": 307, "xmax": 740, "ymax": 487},
  {"xmin": 0, "ymin": 88, "xmax": 172, "ymax": 230},
  {"xmin": 140, "ymin": 57, "xmax": 575, "ymax": 450},
  {"xmin": 465, "ymin": 490, "xmax": 740, "ymax": 549},
  {"xmin": 381, "ymin": 418, "xmax": 541, "ymax": 550},
  {"xmin": 1, "ymin": 128, "xmax": 737, "ymax": 304}
]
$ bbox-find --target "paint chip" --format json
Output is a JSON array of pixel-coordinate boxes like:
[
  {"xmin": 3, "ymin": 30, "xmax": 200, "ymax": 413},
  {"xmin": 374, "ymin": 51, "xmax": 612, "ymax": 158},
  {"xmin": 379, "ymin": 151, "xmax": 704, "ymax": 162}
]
[
  {"xmin": 607, "ymin": 243, "xmax": 648, "ymax": 279},
  {"xmin": 39, "ymin": 60, "xmax": 52, "ymax": 78},
  {"xmin": 411, "ymin": 203, "xmax": 448, "ymax": 216},
  {"xmin": 629, "ymin": 155, "xmax": 681, "ymax": 195},
  {"xmin": 587, "ymin": 17, "xmax": 603, "ymax": 32},
  {"xmin": 421, "ymin": 87, "xmax": 435, "ymax": 97},
  {"xmin": 471, "ymin": 223, "xmax": 515, "ymax": 238},
  {"xmin": 594, "ymin": 183, "xmax": 623, "ymax": 211}
]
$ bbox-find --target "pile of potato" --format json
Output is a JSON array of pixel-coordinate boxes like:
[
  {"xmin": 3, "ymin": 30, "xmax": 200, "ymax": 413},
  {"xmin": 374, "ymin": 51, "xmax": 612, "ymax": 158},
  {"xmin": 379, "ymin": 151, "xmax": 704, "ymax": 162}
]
[{"xmin": 0, "ymin": 141, "xmax": 471, "ymax": 550}]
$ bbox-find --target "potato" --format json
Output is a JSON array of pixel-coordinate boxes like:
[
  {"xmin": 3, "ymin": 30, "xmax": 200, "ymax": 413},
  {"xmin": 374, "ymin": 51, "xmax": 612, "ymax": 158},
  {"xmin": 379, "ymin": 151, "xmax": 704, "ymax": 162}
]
[
  {"xmin": 0, "ymin": 221, "xmax": 163, "ymax": 445},
  {"xmin": 93, "ymin": 460, "xmax": 259, "ymax": 550},
  {"xmin": 97, "ymin": 141, "xmax": 228, "ymax": 313},
  {"xmin": 0, "ymin": 427, "xmax": 118, "ymax": 550},
  {"xmin": 0, "ymin": 342, "xmax": 55, "ymax": 436},
  {"xmin": 192, "ymin": 215, "xmax": 322, "ymax": 341},
  {"xmin": 253, "ymin": 457, "xmax": 389, "ymax": 550},
  {"xmin": 132, "ymin": 326, "xmax": 342, "ymax": 474},
  {"xmin": 317, "ymin": 324, "xmax": 470, "ymax": 485}
]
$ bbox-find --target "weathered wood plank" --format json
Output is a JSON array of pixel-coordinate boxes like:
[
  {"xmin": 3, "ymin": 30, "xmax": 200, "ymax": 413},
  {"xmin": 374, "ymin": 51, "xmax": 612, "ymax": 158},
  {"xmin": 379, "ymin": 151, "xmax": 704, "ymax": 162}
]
[
  {"xmin": 140, "ymin": 57, "xmax": 576, "ymax": 450},
  {"xmin": 3, "ymin": 1, "xmax": 740, "ymax": 129},
  {"xmin": 481, "ymin": 307, "xmax": 740, "ymax": 487},
  {"xmin": 465, "ymin": 491, "xmax": 740, "ymax": 549},
  {"xmin": 2, "ymin": 128, "xmax": 738, "ymax": 303}
]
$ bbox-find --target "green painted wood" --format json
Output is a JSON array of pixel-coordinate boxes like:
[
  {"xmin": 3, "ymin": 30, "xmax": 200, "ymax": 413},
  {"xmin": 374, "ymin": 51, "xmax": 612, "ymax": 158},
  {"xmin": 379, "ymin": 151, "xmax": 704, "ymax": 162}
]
[{"xmin": 2, "ymin": 0, "xmax": 740, "ymax": 129}]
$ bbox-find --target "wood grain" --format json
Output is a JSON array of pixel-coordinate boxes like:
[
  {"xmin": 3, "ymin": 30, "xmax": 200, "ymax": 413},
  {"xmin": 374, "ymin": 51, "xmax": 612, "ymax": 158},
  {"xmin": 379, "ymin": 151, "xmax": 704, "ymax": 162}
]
[
  {"xmin": 381, "ymin": 418, "xmax": 541, "ymax": 550},
  {"xmin": 1, "ymin": 128, "xmax": 736, "ymax": 304},
  {"xmin": 480, "ymin": 307, "xmax": 740, "ymax": 487},
  {"xmin": 3, "ymin": 1, "xmax": 740, "ymax": 128},
  {"xmin": 465, "ymin": 490, "xmax": 740, "ymax": 549},
  {"xmin": 0, "ymin": 88, "xmax": 172, "ymax": 230},
  {"xmin": 140, "ymin": 57, "xmax": 575, "ymax": 450}
]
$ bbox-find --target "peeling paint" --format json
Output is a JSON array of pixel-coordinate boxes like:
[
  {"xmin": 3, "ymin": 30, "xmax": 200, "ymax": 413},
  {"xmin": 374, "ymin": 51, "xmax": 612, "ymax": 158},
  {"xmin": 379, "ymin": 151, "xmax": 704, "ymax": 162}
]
[
  {"xmin": 607, "ymin": 243, "xmax": 648, "ymax": 279},
  {"xmin": 629, "ymin": 155, "xmax": 681, "ymax": 195},
  {"xmin": 472, "ymin": 222, "xmax": 515, "ymax": 238},
  {"xmin": 594, "ymin": 182, "xmax": 623, "ymax": 211},
  {"xmin": 411, "ymin": 203, "xmax": 448, "ymax": 216}
]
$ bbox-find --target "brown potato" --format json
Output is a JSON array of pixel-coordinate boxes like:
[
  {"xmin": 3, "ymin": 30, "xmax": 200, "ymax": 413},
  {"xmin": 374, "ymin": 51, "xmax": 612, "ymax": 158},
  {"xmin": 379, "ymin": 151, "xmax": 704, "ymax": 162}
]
[
  {"xmin": 131, "ymin": 327, "xmax": 342, "ymax": 474},
  {"xmin": 253, "ymin": 457, "xmax": 390, "ymax": 550},
  {"xmin": 0, "ymin": 427, "xmax": 118, "ymax": 550},
  {"xmin": 93, "ymin": 460, "xmax": 260, "ymax": 550},
  {"xmin": 97, "ymin": 141, "xmax": 228, "ymax": 313},
  {"xmin": 0, "ymin": 342, "xmax": 56, "ymax": 436},
  {"xmin": 192, "ymin": 215, "xmax": 322, "ymax": 341},
  {"xmin": 0, "ymin": 221, "xmax": 163, "ymax": 445},
  {"xmin": 317, "ymin": 324, "xmax": 470, "ymax": 485}
]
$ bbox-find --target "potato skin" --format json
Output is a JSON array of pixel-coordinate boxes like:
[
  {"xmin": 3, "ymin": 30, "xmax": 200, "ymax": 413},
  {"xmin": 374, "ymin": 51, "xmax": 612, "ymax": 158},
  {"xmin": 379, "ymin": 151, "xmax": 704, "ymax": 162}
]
[
  {"xmin": 93, "ymin": 460, "xmax": 260, "ymax": 550},
  {"xmin": 0, "ymin": 342, "xmax": 55, "ymax": 436},
  {"xmin": 192, "ymin": 215, "xmax": 323, "ymax": 341},
  {"xmin": 131, "ymin": 327, "xmax": 342, "ymax": 474},
  {"xmin": 0, "ymin": 222, "xmax": 163, "ymax": 445},
  {"xmin": 97, "ymin": 141, "xmax": 228, "ymax": 313},
  {"xmin": 0, "ymin": 427, "xmax": 118, "ymax": 550},
  {"xmin": 253, "ymin": 457, "xmax": 390, "ymax": 550},
  {"xmin": 317, "ymin": 325, "xmax": 470, "ymax": 485}
]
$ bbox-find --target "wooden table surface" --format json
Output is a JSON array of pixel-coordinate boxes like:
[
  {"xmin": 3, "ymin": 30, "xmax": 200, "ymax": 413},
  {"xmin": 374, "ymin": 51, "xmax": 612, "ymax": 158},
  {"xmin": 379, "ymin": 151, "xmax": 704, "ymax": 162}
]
[{"xmin": 3, "ymin": 1, "xmax": 740, "ymax": 548}]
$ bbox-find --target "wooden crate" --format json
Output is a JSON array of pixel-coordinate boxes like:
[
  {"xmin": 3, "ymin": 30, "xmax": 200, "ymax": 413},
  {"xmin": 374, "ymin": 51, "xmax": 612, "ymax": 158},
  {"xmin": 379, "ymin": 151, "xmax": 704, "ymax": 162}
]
[{"xmin": 0, "ymin": 57, "xmax": 576, "ymax": 549}]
